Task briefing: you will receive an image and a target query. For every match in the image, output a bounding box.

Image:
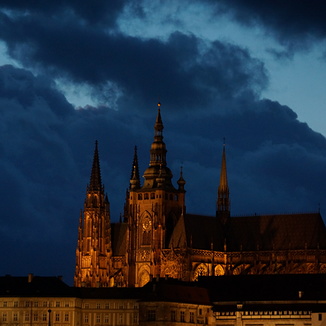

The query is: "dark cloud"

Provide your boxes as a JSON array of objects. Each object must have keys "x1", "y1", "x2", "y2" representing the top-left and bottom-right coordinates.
[
  {"x1": 0, "y1": 1, "x2": 325, "y2": 285},
  {"x1": 0, "y1": 63, "x2": 325, "y2": 284},
  {"x1": 215, "y1": 0, "x2": 326, "y2": 50},
  {"x1": 0, "y1": 0, "x2": 126, "y2": 27},
  {"x1": 0, "y1": 8, "x2": 267, "y2": 111}
]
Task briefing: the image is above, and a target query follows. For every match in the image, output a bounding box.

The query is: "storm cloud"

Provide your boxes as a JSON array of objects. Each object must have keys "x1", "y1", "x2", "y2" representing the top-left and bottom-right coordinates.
[{"x1": 0, "y1": 1, "x2": 325, "y2": 284}]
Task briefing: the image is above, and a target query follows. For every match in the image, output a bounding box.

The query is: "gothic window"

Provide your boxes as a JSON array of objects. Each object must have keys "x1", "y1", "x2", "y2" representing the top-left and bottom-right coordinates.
[
  {"x1": 142, "y1": 216, "x2": 152, "y2": 245},
  {"x1": 193, "y1": 264, "x2": 208, "y2": 281}
]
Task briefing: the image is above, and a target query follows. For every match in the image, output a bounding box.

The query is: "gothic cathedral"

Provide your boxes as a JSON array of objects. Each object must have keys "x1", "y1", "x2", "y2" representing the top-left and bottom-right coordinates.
[{"x1": 74, "y1": 104, "x2": 326, "y2": 288}]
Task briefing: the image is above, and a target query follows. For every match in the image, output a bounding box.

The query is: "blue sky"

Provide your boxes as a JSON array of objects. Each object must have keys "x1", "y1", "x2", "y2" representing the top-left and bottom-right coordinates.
[{"x1": 0, "y1": 0, "x2": 326, "y2": 284}]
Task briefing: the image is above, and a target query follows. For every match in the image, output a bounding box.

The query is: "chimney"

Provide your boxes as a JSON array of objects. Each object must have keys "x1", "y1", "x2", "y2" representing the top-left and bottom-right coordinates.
[{"x1": 28, "y1": 273, "x2": 33, "y2": 283}]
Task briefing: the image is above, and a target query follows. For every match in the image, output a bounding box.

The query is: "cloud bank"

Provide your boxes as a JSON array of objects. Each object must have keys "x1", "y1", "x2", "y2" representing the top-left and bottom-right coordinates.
[{"x1": 0, "y1": 1, "x2": 325, "y2": 284}]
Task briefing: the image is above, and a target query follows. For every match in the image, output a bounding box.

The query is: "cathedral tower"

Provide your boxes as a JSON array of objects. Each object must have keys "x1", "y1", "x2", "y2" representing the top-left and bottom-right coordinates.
[
  {"x1": 74, "y1": 141, "x2": 112, "y2": 287},
  {"x1": 124, "y1": 103, "x2": 186, "y2": 287}
]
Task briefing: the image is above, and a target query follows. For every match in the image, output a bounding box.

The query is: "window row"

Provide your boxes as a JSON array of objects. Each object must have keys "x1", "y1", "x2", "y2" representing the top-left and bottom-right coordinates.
[
  {"x1": 83, "y1": 312, "x2": 138, "y2": 324},
  {"x1": 83, "y1": 303, "x2": 138, "y2": 309},
  {"x1": 0, "y1": 301, "x2": 72, "y2": 308},
  {"x1": 0, "y1": 312, "x2": 70, "y2": 322},
  {"x1": 135, "y1": 193, "x2": 179, "y2": 201}
]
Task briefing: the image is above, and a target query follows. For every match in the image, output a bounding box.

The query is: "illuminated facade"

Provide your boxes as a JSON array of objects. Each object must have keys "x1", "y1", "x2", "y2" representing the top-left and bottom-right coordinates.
[
  {"x1": 1, "y1": 274, "x2": 326, "y2": 326},
  {"x1": 74, "y1": 103, "x2": 326, "y2": 288}
]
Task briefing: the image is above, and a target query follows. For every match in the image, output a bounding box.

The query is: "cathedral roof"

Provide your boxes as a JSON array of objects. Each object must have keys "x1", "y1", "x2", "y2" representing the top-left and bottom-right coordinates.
[
  {"x1": 170, "y1": 212, "x2": 326, "y2": 251},
  {"x1": 111, "y1": 222, "x2": 128, "y2": 256}
]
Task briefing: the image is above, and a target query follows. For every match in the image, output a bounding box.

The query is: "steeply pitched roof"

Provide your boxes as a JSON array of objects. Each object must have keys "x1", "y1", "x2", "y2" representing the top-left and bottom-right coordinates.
[
  {"x1": 227, "y1": 212, "x2": 326, "y2": 251},
  {"x1": 111, "y1": 222, "x2": 128, "y2": 256},
  {"x1": 170, "y1": 212, "x2": 326, "y2": 251}
]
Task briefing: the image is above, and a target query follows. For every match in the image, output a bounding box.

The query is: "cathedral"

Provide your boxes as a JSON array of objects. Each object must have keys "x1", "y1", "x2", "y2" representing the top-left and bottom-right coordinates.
[{"x1": 74, "y1": 103, "x2": 326, "y2": 288}]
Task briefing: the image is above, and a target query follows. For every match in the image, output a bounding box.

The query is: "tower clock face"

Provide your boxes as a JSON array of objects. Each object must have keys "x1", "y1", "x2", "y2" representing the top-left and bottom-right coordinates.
[{"x1": 142, "y1": 217, "x2": 152, "y2": 231}]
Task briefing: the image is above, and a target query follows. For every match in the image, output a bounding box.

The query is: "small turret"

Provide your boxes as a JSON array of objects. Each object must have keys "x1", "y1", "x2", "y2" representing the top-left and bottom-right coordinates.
[{"x1": 177, "y1": 166, "x2": 186, "y2": 191}]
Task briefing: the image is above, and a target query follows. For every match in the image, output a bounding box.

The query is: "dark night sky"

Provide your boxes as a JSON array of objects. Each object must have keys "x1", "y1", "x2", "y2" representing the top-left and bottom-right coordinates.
[{"x1": 0, "y1": 0, "x2": 326, "y2": 285}]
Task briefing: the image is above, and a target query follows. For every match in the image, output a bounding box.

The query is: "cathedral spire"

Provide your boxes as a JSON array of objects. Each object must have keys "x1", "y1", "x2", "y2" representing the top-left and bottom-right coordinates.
[
  {"x1": 130, "y1": 146, "x2": 140, "y2": 189},
  {"x1": 149, "y1": 102, "x2": 167, "y2": 167},
  {"x1": 74, "y1": 141, "x2": 112, "y2": 288},
  {"x1": 88, "y1": 140, "x2": 103, "y2": 192},
  {"x1": 142, "y1": 102, "x2": 174, "y2": 189},
  {"x1": 217, "y1": 141, "x2": 230, "y2": 221}
]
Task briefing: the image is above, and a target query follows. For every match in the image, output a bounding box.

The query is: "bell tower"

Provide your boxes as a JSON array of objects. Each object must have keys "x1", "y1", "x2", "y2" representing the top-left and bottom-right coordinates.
[
  {"x1": 74, "y1": 141, "x2": 112, "y2": 287},
  {"x1": 125, "y1": 103, "x2": 186, "y2": 287}
]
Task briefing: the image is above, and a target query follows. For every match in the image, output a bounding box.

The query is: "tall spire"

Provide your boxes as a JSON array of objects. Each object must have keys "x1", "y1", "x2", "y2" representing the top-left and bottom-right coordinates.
[
  {"x1": 217, "y1": 141, "x2": 230, "y2": 220},
  {"x1": 74, "y1": 141, "x2": 112, "y2": 288},
  {"x1": 143, "y1": 102, "x2": 173, "y2": 189},
  {"x1": 149, "y1": 102, "x2": 167, "y2": 167},
  {"x1": 88, "y1": 140, "x2": 103, "y2": 192},
  {"x1": 130, "y1": 146, "x2": 140, "y2": 189}
]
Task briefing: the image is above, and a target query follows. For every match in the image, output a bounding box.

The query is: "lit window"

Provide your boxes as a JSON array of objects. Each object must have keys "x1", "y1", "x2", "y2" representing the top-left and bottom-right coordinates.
[
  {"x1": 180, "y1": 311, "x2": 185, "y2": 322},
  {"x1": 118, "y1": 313, "x2": 123, "y2": 324},
  {"x1": 147, "y1": 310, "x2": 156, "y2": 321},
  {"x1": 133, "y1": 313, "x2": 138, "y2": 324},
  {"x1": 190, "y1": 312, "x2": 195, "y2": 323}
]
